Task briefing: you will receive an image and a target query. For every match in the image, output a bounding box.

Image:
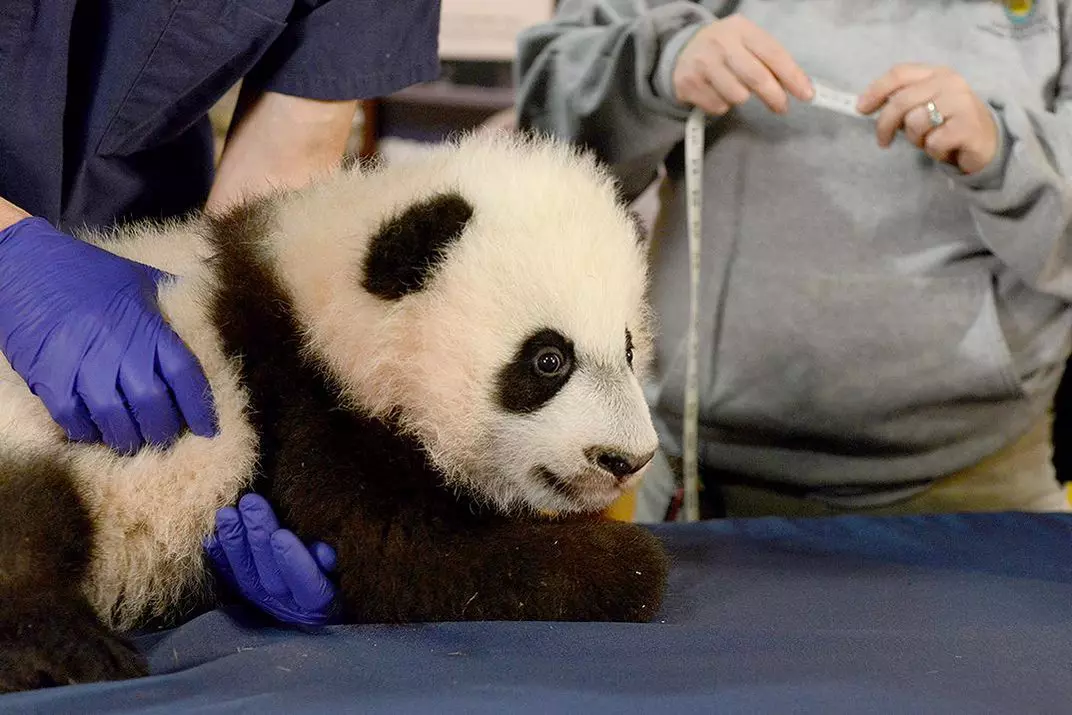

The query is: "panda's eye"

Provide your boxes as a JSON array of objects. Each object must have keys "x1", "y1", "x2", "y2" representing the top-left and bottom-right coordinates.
[
  {"x1": 626, "y1": 346, "x2": 634, "y2": 366},
  {"x1": 625, "y1": 328, "x2": 635, "y2": 368},
  {"x1": 534, "y1": 346, "x2": 566, "y2": 376}
]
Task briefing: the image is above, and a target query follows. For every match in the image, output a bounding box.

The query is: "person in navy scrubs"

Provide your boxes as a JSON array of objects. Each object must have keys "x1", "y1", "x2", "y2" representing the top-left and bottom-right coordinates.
[{"x1": 0, "y1": 0, "x2": 442, "y2": 626}]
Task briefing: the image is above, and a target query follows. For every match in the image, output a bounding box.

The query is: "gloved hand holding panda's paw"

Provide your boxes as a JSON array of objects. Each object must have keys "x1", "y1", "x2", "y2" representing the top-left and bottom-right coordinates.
[
  {"x1": 205, "y1": 493, "x2": 340, "y2": 626},
  {"x1": 0, "y1": 216, "x2": 217, "y2": 453}
]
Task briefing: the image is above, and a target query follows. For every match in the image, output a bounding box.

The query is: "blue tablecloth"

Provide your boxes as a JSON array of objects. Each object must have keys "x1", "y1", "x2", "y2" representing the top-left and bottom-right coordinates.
[{"x1": 5, "y1": 513, "x2": 1072, "y2": 713}]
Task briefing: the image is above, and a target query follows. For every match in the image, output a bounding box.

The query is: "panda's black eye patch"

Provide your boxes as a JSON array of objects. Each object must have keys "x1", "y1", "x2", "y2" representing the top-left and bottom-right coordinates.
[
  {"x1": 361, "y1": 191, "x2": 474, "y2": 301},
  {"x1": 496, "y1": 329, "x2": 575, "y2": 414}
]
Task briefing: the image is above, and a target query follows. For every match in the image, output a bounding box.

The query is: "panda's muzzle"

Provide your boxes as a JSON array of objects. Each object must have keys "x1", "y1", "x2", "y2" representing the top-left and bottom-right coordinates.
[{"x1": 584, "y1": 446, "x2": 655, "y2": 482}]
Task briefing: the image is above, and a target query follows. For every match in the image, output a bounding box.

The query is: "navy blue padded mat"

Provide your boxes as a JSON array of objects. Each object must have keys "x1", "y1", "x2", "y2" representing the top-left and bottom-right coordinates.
[{"x1": 4, "y1": 513, "x2": 1072, "y2": 713}]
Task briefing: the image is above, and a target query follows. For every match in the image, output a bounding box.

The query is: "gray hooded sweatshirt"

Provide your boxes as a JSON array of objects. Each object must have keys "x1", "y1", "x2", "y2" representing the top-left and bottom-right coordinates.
[{"x1": 516, "y1": 0, "x2": 1072, "y2": 500}]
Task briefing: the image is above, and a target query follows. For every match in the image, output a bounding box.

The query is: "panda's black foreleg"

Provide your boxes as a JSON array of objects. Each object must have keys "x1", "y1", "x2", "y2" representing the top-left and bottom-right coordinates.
[
  {"x1": 0, "y1": 454, "x2": 147, "y2": 693},
  {"x1": 264, "y1": 409, "x2": 671, "y2": 624},
  {"x1": 318, "y1": 513, "x2": 670, "y2": 624}
]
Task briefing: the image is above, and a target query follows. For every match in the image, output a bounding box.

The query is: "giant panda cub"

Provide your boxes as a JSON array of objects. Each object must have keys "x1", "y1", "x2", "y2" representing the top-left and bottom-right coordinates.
[{"x1": 0, "y1": 132, "x2": 670, "y2": 692}]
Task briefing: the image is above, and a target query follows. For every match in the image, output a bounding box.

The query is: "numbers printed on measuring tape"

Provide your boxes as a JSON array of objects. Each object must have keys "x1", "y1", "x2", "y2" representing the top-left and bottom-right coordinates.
[{"x1": 681, "y1": 107, "x2": 706, "y2": 523}]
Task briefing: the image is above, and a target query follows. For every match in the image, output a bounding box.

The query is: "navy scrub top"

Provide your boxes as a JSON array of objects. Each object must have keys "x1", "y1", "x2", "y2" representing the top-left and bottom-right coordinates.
[{"x1": 0, "y1": 0, "x2": 441, "y2": 233}]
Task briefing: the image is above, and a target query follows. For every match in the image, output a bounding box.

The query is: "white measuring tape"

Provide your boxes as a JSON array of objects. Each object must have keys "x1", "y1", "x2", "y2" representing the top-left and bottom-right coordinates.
[
  {"x1": 678, "y1": 79, "x2": 865, "y2": 522},
  {"x1": 681, "y1": 105, "x2": 705, "y2": 523},
  {"x1": 809, "y1": 80, "x2": 868, "y2": 119}
]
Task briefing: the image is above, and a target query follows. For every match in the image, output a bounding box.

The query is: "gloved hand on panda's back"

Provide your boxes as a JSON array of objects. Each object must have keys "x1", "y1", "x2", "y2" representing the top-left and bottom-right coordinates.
[
  {"x1": 204, "y1": 493, "x2": 341, "y2": 626},
  {"x1": 0, "y1": 216, "x2": 218, "y2": 453}
]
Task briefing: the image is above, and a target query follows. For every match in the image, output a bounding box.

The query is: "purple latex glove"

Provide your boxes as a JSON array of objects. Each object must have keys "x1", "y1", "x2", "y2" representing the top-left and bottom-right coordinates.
[
  {"x1": 204, "y1": 493, "x2": 340, "y2": 626},
  {"x1": 0, "y1": 217, "x2": 216, "y2": 453}
]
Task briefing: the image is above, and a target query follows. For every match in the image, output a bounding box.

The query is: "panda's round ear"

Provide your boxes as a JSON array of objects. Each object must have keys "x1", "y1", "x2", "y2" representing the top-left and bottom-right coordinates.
[{"x1": 361, "y1": 192, "x2": 474, "y2": 301}]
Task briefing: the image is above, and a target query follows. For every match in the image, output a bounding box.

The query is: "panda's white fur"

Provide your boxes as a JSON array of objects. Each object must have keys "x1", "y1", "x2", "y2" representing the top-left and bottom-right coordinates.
[
  {"x1": 0, "y1": 132, "x2": 659, "y2": 632},
  {"x1": 0, "y1": 220, "x2": 258, "y2": 630},
  {"x1": 267, "y1": 134, "x2": 657, "y2": 512}
]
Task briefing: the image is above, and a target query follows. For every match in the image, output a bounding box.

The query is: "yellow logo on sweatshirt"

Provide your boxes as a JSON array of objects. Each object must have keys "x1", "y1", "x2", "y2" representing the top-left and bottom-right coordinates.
[{"x1": 1004, "y1": 0, "x2": 1035, "y2": 22}]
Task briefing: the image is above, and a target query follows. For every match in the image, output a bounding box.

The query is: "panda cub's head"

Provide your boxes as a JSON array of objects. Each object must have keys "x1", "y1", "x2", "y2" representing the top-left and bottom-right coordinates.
[{"x1": 272, "y1": 133, "x2": 659, "y2": 515}]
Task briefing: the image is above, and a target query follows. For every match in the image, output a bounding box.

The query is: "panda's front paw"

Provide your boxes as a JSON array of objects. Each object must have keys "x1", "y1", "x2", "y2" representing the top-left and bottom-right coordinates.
[
  {"x1": 587, "y1": 521, "x2": 670, "y2": 622},
  {"x1": 524, "y1": 519, "x2": 670, "y2": 623},
  {"x1": 0, "y1": 595, "x2": 148, "y2": 693}
]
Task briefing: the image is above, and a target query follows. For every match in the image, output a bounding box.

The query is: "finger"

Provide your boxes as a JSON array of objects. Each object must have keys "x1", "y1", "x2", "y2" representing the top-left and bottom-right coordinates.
[
  {"x1": 119, "y1": 323, "x2": 183, "y2": 448},
  {"x1": 922, "y1": 120, "x2": 961, "y2": 165},
  {"x1": 902, "y1": 104, "x2": 936, "y2": 148},
  {"x1": 155, "y1": 328, "x2": 217, "y2": 438},
  {"x1": 33, "y1": 383, "x2": 101, "y2": 443},
  {"x1": 739, "y1": 27, "x2": 813, "y2": 101},
  {"x1": 147, "y1": 267, "x2": 177, "y2": 286},
  {"x1": 271, "y1": 530, "x2": 336, "y2": 614},
  {"x1": 237, "y1": 493, "x2": 291, "y2": 599},
  {"x1": 81, "y1": 388, "x2": 142, "y2": 454},
  {"x1": 724, "y1": 47, "x2": 788, "y2": 113},
  {"x1": 215, "y1": 506, "x2": 265, "y2": 601},
  {"x1": 857, "y1": 63, "x2": 935, "y2": 115},
  {"x1": 681, "y1": 72, "x2": 731, "y2": 115},
  {"x1": 705, "y1": 62, "x2": 752, "y2": 109},
  {"x1": 874, "y1": 76, "x2": 945, "y2": 148},
  {"x1": 203, "y1": 534, "x2": 238, "y2": 588},
  {"x1": 310, "y1": 542, "x2": 337, "y2": 573},
  {"x1": 76, "y1": 342, "x2": 143, "y2": 454}
]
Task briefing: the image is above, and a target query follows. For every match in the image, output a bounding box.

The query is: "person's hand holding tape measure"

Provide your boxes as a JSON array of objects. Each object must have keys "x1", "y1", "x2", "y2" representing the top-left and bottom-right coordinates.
[
  {"x1": 856, "y1": 63, "x2": 1000, "y2": 176},
  {"x1": 671, "y1": 14, "x2": 815, "y2": 116}
]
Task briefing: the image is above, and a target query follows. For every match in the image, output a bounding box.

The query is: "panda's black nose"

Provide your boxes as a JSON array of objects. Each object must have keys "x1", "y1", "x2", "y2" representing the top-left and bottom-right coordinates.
[{"x1": 586, "y1": 447, "x2": 655, "y2": 481}]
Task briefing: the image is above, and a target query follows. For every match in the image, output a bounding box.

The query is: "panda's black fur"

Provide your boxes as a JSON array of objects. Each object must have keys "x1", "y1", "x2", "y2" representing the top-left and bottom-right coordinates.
[
  {"x1": 0, "y1": 457, "x2": 148, "y2": 687},
  {"x1": 213, "y1": 193, "x2": 669, "y2": 623},
  {"x1": 360, "y1": 191, "x2": 474, "y2": 301},
  {"x1": 0, "y1": 140, "x2": 670, "y2": 693}
]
